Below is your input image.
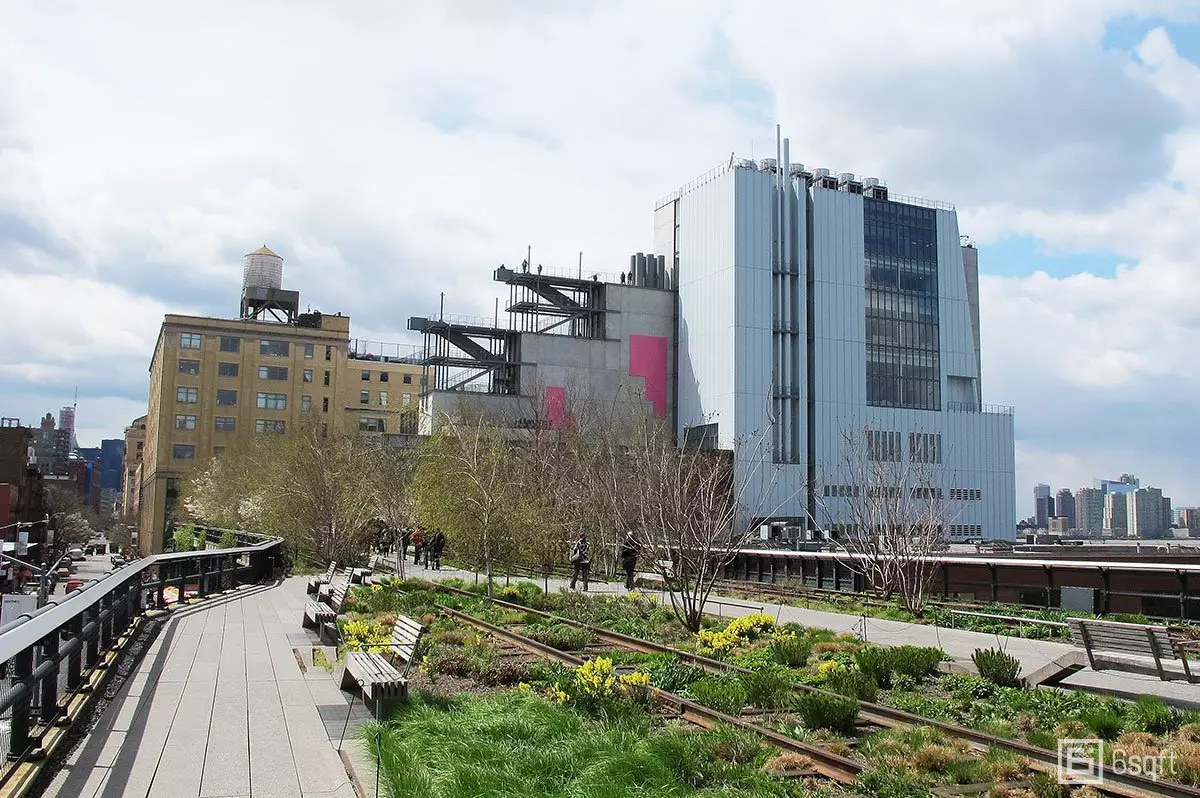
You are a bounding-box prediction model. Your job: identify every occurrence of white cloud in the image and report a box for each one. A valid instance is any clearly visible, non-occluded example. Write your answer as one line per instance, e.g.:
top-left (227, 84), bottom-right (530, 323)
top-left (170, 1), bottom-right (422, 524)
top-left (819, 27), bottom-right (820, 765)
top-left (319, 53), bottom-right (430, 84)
top-left (3, 2), bottom-right (1200, 511)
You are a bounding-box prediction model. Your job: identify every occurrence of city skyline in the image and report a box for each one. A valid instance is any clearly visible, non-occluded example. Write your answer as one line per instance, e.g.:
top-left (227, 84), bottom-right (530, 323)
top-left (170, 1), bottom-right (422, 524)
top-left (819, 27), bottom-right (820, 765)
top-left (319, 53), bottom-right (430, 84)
top-left (5, 5), bottom-right (1200, 507)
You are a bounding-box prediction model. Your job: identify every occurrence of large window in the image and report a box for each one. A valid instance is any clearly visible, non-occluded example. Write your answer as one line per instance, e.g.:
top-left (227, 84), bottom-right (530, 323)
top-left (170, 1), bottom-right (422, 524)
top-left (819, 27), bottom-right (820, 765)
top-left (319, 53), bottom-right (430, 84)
top-left (260, 339), bottom-right (290, 357)
top-left (359, 417), bottom-right (385, 433)
top-left (216, 389), bottom-right (238, 407)
top-left (219, 335), bottom-right (240, 353)
top-left (303, 369), bottom-right (313, 383)
top-left (175, 414), bottom-right (197, 430)
top-left (258, 365), bottom-right (289, 380)
top-left (403, 373), bottom-right (412, 385)
top-left (215, 416), bottom-right (237, 432)
top-left (304, 343), bottom-right (314, 359)
top-left (359, 390), bottom-right (369, 405)
top-left (322, 397), bottom-right (329, 412)
top-left (172, 444), bottom-right (195, 460)
top-left (255, 419), bottom-right (286, 434)
top-left (379, 391), bottom-right (388, 406)
top-left (361, 370), bottom-right (370, 381)
top-left (380, 372), bottom-right (389, 383)
top-left (301, 395), bottom-right (312, 411)
top-left (864, 199), bottom-right (940, 411)
top-left (176, 387), bottom-right (198, 404)
top-left (179, 359), bottom-right (200, 375)
top-left (257, 392), bottom-right (287, 410)
top-left (218, 362), bottom-right (239, 377)
top-left (323, 371), bottom-right (330, 386)
top-left (180, 333), bottom-right (202, 350)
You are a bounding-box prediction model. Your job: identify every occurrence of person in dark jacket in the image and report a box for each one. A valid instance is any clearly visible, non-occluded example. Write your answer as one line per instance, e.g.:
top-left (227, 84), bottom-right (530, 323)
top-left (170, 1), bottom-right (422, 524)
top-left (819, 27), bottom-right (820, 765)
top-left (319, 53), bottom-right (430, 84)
top-left (569, 533), bottom-right (591, 591)
top-left (431, 531), bottom-right (446, 570)
top-left (620, 531), bottom-right (640, 590)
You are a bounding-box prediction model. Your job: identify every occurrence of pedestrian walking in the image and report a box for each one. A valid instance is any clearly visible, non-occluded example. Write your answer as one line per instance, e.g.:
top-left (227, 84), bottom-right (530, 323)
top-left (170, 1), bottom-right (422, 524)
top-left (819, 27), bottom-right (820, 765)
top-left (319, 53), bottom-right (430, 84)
top-left (620, 531), bottom-right (640, 591)
top-left (431, 531), bottom-right (445, 570)
top-left (411, 528), bottom-right (425, 566)
top-left (569, 532), bottom-right (591, 591)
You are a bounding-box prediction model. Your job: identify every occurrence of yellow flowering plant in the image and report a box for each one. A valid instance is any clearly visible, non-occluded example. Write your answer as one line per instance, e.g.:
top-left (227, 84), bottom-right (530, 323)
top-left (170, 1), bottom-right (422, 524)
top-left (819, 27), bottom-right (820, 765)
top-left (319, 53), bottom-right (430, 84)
top-left (696, 613), bottom-right (777, 655)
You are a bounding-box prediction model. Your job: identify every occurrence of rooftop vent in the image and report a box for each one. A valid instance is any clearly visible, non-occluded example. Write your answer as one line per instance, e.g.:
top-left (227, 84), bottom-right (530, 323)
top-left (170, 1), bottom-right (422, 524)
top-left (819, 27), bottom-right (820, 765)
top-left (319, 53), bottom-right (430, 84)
top-left (737, 158), bottom-right (756, 169)
top-left (838, 173), bottom-right (863, 195)
top-left (759, 158), bottom-right (778, 173)
top-left (863, 177), bottom-right (889, 200)
top-left (789, 162), bottom-right (809, 180)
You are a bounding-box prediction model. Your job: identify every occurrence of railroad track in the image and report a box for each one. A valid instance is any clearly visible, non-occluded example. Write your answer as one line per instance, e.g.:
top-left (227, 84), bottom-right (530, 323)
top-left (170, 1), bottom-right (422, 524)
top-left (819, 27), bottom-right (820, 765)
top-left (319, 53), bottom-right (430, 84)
top-left (430, 583), bottom-right (1199, 798)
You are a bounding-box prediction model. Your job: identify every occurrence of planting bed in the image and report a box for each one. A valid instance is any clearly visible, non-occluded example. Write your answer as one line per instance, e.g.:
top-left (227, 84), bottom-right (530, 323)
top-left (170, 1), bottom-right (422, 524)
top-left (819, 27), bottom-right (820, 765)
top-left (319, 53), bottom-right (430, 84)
top-left (340, 577), bottom-right (1200, 798)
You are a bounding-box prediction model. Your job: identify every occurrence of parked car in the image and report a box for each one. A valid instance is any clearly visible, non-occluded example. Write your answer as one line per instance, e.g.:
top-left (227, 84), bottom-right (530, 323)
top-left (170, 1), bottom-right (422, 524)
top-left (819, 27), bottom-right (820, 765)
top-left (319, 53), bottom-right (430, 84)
top-left (110, 555), bottom-right (128, 568)
top-left (67, 548), bottom-right (85, 561)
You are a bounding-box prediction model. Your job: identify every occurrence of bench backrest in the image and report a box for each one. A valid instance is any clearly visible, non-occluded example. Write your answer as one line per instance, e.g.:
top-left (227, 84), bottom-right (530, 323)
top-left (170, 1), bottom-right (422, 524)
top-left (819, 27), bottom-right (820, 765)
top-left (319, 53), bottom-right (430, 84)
top-left (329, 566), bottom-right (353, 611)
top-left (388, 614), bottom-right (426, 675)
top-left (325, 561), bottom-right (338, 581)
top-left (1068, 618), bottom-right (1179, 660)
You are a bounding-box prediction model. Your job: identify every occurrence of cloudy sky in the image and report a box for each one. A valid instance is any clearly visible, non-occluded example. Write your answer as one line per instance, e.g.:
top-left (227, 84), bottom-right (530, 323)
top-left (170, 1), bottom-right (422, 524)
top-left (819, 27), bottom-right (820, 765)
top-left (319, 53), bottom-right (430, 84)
top-left (3, 1), bottom-right (1200, 513)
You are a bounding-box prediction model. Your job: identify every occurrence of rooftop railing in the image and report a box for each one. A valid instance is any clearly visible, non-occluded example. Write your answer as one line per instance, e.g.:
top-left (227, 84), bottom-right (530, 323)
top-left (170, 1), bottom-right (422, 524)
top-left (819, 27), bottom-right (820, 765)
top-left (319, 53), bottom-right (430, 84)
top-left (947, 402), bottom-right (1014, 415)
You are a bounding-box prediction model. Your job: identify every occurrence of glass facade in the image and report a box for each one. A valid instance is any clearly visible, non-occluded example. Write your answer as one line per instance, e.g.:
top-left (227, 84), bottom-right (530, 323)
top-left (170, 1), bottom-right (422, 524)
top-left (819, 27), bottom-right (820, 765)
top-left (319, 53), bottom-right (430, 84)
top-left (864, 198), bottom-right (940, 410)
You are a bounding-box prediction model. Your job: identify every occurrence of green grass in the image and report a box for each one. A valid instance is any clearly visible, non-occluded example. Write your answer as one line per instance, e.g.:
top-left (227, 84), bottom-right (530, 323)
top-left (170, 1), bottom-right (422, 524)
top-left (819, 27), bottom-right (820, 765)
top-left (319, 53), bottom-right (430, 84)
top-left (360, 691), bottom-right (803, 797)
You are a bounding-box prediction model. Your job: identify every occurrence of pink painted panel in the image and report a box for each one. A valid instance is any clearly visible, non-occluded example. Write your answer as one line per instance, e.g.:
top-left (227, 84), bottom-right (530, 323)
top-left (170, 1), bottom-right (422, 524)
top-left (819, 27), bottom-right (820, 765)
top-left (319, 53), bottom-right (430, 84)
top-left (628, 335), bottom-right (668, 419)
top-left (545, 386), bottom-right (571, 429)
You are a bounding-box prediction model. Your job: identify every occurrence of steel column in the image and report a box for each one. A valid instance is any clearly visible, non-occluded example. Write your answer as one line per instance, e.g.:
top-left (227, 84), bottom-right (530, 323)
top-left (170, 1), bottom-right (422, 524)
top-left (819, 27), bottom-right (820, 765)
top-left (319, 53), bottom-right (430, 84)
top-left (39, 634), bottom-right (58, 723)
top-left (8, 647), bottom-right (34, 760)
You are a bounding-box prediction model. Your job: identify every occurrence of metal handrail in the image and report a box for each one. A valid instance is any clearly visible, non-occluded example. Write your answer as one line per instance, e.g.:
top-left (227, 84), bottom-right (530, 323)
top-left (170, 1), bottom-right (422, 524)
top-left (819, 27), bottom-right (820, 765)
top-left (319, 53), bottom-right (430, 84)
top-left (947, 609), bottom-right (1068, 629)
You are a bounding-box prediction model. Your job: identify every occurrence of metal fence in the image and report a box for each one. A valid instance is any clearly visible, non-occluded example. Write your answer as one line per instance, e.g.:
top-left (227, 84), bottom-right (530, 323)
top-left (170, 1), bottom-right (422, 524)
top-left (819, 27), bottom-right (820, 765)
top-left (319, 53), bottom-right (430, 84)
top-left (0, 528), bottom-right (283, 785)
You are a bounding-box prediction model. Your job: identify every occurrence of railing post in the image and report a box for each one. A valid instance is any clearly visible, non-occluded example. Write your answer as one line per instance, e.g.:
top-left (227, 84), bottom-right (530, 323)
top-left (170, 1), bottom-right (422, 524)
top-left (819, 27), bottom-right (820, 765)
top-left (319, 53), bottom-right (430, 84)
top-left (158, 563), bottom-right (169, 608)
top-left (198, 556), bottom-right (208, 598)
top-left (39, 633), bottom-right (59, 724)
top-left (216, 555), bottom-right (225, 593)
top-left (85, 602), bottom-right (101, 668)
top-left (100, 594), bottom-right (114, 652)
top-left (67, 614), bottom-right (84, 693)
top-left (9, 647), bottom-right (34, 761)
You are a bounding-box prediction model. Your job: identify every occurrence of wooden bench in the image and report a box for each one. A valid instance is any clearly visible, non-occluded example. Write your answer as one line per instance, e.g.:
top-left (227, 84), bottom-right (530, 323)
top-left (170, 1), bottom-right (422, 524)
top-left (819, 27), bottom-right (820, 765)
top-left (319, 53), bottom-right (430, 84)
top-left (304, 577), bottom-right (349, 630)
top-left (1068, 618), bottom-right (1196, 682)
top-left (307, 561), bottom-right (337, 595)
top-left (340, 614), bottom-right (426, 710)
top-left (318, 566), bottom-right (353, 602)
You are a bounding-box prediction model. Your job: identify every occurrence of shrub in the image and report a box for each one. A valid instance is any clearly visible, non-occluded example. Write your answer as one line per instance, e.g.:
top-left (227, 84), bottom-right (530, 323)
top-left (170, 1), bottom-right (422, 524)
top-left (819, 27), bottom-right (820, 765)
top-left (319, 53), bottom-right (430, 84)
top-left (891, 646), bottom-right (945, 679)
top-left (972, 648), bottom-right (1021, 687)
top-left (523, 622), bottom-right (595, 651)
top-left (172, 523), bottom-right (195, 552)
top-left (826, 668), bottom-right (879, 702)
top-left (794, 691), bottom-right (859, 733)
top-left (477, 660), bottom-right (529, 686)
top-left (642, 655), bottom-right (706, 693)
top-left (1081, 707), bottom-right (1125, 741)
top-left (219, 529), bottom-right (238, 549)
top-left (687, 676), bottom-right (747, 716)
top-left (858, 770), bottom-right (933, 798)
top-left (739, 668), bottom-right (792, 709)
top-left (769, 632), bottom-right (812, 667)
top-left (341, 619), bottom-right (394, 653)
top-left (890, 674), bottom-right (917, 693)
top-left (1128, 696), bottom-right (1179, 734)
top-left (854, 646), bottom-right (896, 687)
top-left (496, 582), bottom-right (546, 607)
top-left (423, 644), bottom-right (475, 679)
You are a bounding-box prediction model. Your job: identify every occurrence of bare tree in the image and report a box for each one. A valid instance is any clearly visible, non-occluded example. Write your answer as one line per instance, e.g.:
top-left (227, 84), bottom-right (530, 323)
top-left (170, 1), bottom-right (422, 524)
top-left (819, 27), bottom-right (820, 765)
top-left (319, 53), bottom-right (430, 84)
top-left (813, 426), bottom-right (957, 615)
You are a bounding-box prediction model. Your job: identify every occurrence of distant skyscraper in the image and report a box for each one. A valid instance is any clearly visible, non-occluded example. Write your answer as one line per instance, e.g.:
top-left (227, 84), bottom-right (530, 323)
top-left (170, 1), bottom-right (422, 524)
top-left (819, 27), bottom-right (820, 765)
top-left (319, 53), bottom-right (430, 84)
top-left (58, 405), bottom-right (78, 451)
top-left (1105, 492), bottom-right (1129, 536)
top-left (1055, 488), bottom-right (1076, 529)
top-left (1100, 474), bottom-right (1139, 494)
top-left (1076, 487), bottom-right (1104, 536)
top-left (1034, 483), bottom-right (1052, 527)
top-left (1128, 487), bottom-right (1167, 539)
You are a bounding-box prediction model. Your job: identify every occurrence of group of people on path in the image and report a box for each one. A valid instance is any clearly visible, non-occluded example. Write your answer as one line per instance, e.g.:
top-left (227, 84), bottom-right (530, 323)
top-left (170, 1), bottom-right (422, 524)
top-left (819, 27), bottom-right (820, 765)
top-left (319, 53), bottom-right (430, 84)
top-left (405, 528), bottom-right (446, 570)
top-left (568, 530), bottom-right (640, 592)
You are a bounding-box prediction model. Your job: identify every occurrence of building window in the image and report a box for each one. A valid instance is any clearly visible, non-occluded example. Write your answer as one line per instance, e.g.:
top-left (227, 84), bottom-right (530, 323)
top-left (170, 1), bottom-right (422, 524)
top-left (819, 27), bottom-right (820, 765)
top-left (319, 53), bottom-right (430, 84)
top-left (864, 198), bottom-right (941, 411)
top-left (403, 373), bottom-right (412, 385)
top-left (218, 362), bottom-right (239, 377)
top-left (950, 488), bottom-right (982, 501)
top-left (172, 444), bottom-right (195, 460)
top-left (361, 370), bottom-right (370, 381)
top-left (219, 335), bottom-right (240, 353)
top-left (908, 432), bottom-right (942, 464)
top-left (179, 359), bottom-right (200, 375)
top-left (176, 387), bottom-right (199, 404)
top-left (379, 391), bottom-right (388, 406)
top-left (359, 390), bottom-right (369, 405)
top-left (216, 389), bottom-right (238, 407)
top-left (323, 370), bottom-right (330, 386)
top-left (304, 343), bottom-right (314, 359)
top-left (303, 369), bottom-right (313, 383)
top-left (380, 372), bottom-right (389, 383)
top-left (301, 395), bottom-right (312, 411)
top-left (322, 397), bottom-right (329, 412)
top-left (402, 393), bottom-right (412, 407)
top-left (325, 345), bottom-right (332, 361)
top-left (359, 418), bottom-right (385, 433)
top-left (174, 414), bottom-right (197, 430)
top-left (259, 340), bottom-right (289, 357)
top-left (180, 333), bottom-right (202, 350)
top-left (258, 365), bottom-right (289, 380)
top-left (255, 419), bottom-right (286, 434)
top-left (865, 429), bottom-right (900, 462)
top-left (215, 416), bottom-right (236, 432)
top-left (257, 392), bottom-right (287, 410)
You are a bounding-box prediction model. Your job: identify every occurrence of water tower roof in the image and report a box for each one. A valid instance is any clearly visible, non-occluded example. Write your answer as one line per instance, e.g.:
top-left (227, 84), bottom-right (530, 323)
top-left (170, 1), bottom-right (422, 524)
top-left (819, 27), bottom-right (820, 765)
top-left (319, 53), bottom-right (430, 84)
top-left (248, 244), bottom-right (279, 257)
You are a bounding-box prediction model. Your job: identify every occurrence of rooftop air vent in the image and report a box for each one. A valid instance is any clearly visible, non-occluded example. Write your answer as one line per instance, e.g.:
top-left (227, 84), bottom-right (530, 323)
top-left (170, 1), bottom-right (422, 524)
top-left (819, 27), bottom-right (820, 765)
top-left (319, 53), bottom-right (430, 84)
top-left (738, 158), bottom-right (756, 169)
top-left (789, 163), bottom-right (809, 179)
top-left (838, 172), bottom-right (864, 195)
top-left (759, 158), bottom-right (778, 173)
top-left (811, 168), bottom-right (838, 190)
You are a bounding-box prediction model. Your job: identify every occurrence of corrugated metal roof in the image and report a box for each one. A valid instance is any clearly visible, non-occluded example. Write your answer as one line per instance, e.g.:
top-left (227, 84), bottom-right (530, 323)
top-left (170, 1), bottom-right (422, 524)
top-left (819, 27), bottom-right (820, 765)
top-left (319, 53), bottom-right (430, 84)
top-left (248, 244), bottom-right (278, 257)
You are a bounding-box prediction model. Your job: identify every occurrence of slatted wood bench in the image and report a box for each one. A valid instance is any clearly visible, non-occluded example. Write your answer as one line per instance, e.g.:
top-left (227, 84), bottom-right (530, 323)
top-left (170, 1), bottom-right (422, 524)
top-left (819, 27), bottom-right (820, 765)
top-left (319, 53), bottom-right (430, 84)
top-left (319, 566), bottom-right (353, 602)
top-left (1068, 618), bottom-right (1196, 682)
top-left (304, 577), bottom-right (349, 629)
top-left (307, 561), bottom-right (337, 595)
top-left (340, 613), bottom-right (426, 711)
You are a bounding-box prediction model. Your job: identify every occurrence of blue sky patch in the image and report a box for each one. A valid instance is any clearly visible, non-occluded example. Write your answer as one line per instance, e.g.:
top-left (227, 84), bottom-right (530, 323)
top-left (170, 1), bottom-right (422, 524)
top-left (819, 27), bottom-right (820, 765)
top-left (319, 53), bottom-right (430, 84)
top-left (980, 235), bottom-right (1127, 279)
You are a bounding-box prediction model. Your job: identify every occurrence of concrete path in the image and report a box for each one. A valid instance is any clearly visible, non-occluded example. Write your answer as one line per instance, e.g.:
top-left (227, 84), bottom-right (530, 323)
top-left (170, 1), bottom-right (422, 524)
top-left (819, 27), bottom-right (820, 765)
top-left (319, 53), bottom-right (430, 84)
top-left (400, 561), bottom-right (1200, 707)
top-left (44, 577), bottom-right (364, 798)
